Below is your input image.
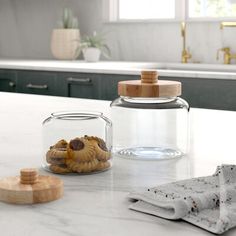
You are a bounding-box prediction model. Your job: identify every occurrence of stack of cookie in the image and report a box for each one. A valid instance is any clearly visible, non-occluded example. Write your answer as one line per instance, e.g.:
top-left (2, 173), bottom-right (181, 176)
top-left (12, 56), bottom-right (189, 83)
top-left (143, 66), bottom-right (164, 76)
top-left (46, 136), bottom-right (111, 174)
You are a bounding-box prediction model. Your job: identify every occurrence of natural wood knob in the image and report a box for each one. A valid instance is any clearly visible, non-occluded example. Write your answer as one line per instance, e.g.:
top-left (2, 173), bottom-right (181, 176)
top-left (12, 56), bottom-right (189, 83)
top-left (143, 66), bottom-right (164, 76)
top-left (0, 168), bottom-right (64, 204)
top-left (20, 168), bottom-right (38, 184)
top-left (141, 70), bottom-right (158, 83)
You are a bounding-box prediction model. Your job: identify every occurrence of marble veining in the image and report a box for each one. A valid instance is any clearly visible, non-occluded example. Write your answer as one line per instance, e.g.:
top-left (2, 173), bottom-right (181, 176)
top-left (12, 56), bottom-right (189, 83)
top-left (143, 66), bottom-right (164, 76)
top-left (0, 92), bottom-right (236, 235)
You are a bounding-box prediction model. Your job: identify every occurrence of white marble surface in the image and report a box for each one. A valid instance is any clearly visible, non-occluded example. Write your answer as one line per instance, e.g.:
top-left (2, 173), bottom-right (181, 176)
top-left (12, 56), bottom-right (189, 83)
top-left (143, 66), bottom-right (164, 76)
top-left (0, 59), bottom-right (236, 80)
top-left (0, 92), bottom-right (236, 235)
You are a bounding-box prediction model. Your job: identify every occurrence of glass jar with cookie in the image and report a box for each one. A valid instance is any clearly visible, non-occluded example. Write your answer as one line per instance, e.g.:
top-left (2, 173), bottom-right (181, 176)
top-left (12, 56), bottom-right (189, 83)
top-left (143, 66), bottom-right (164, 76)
top-left (42, 111), bottom-right (112, 174)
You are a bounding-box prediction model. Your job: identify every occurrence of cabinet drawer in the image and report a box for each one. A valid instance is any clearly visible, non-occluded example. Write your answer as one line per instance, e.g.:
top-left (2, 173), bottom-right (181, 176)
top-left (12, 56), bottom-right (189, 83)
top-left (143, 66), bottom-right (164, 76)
top-left (0, 70), bottom-right (17, 92)
top-left (17, 71), bottom-right (57, 95)
top-left (57, 73), bottom-right (100, 99)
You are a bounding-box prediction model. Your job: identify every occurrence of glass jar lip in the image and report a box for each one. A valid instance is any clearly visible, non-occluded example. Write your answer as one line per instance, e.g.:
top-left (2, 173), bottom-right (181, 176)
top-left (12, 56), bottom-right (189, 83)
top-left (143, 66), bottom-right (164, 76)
top-left (51, 111), bottom-right (103, 118)
top-left (43, 110), bottom-right (112, 125)
top-left (43, 110), bottom-right (112, 126)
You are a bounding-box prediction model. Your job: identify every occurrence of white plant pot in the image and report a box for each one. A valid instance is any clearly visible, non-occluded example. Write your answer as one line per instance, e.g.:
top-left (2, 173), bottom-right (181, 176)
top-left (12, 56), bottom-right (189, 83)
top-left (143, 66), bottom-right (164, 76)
top-left (82, 47), bottom-right (101, 62)
top-left (51, 29), bottom-right (80, 60)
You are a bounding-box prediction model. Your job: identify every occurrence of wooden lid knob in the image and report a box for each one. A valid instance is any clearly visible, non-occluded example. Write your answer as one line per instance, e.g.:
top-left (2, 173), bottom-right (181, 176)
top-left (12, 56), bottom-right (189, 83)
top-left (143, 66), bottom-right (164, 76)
top-left (141, 70), bottom-right (158, 83)
top-left (0, 168), bottom-right (63, 204)
top-left (118, 70), bottom-right (181, 98)
top-left (20, 168), bottom-right (38, 184)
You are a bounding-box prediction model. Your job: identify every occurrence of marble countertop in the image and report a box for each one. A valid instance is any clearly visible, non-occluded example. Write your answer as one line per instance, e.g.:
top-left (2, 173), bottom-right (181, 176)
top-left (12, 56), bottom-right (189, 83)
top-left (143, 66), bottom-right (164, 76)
top-left (0, 59), bottom-right (236, 79)
top-left (1, 92), bottom-right (236, 235)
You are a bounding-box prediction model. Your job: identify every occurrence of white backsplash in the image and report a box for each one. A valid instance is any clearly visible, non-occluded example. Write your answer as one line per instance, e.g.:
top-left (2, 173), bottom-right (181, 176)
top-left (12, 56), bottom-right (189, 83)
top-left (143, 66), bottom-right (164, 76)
top-left (0, 0), bottom-right (235, 64)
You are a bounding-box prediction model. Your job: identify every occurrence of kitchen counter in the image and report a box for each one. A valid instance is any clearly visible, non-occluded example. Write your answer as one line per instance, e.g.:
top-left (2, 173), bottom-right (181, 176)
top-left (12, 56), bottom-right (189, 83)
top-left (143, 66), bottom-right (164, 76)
top-left (1, 92), bottom-right (236, 236)
top-left (0, 59), bottom-right (236, 79)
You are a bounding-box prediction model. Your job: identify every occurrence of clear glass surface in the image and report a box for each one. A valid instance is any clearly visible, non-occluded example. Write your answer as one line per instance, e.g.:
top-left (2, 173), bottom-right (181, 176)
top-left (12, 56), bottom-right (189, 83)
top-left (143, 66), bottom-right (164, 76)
top-left (42, 111), bottom-right (112, 174)
top-left (111, 97), bottom-right (189, 160)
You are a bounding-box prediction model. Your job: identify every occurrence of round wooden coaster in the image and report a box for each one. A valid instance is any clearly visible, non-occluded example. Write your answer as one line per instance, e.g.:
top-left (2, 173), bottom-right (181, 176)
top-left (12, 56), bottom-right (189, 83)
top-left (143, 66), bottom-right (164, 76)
top-left (0, 169), bottom-right (63, 204)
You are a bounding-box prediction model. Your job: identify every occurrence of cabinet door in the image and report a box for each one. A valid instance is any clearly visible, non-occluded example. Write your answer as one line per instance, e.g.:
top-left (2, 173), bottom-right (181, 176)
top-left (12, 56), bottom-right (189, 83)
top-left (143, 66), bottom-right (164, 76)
top-left (100, 74), bottom-right (139, 100)
top-left (0, 70), bottom-right (16, 92)
top-left (159, 76), bottom-right (236, 111)
top-left (17, 71), bottom-right (57, 96)
top-left (57, 73), bottom-right (100, 99)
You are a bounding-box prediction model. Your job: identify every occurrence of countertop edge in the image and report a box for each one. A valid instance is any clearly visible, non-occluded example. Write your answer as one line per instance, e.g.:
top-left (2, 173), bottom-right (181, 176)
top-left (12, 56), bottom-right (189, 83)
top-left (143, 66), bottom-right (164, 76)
top-left (0, 61), bottom-right (236, 80)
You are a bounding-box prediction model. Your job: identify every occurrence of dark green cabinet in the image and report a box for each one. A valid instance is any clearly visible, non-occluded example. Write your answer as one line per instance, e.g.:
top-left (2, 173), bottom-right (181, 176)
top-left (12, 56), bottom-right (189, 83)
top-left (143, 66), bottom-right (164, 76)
top-left (17, 71), bottom-right (57, 96)
top-left (160, 76), bottom-right (236, 111)
top-left (1, 68), bottom-right (236, 111)
top-left (0, 70), bottom-right (16, 92)
top-left (99, 74), bottom-right (138, 100)
top-left (57, 72), bottom-right (100, 99)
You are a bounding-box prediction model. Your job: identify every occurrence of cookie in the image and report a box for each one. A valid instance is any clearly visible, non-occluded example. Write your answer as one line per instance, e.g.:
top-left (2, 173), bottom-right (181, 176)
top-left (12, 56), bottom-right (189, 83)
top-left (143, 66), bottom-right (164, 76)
top-left (49, 164), bottom-right (71, 174)
top-left (51, 139), bottom-right (68, 149)
top-left (67, 137), bottom-right (96, 162)
top-left (46, 147), bottom-right (68, 165)
top-left (66, 158), bottom-right (98, 173)
top-left (84, 136), bottom-right (111, 161)
top-left (96, 161), bottom-right (111, 171)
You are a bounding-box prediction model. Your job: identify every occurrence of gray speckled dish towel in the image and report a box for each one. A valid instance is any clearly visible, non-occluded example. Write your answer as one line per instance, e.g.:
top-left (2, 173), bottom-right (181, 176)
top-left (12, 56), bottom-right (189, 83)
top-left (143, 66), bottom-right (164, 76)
top-left (128, 165), bottom-right (236, 234)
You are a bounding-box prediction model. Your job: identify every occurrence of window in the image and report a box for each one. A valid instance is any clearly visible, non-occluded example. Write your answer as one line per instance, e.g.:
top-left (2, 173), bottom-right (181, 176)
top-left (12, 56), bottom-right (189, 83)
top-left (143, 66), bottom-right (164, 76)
top-left (188, 0), bottom-right (236, 18)
top-left (104, 0), bottom-right (236, 22)
top-left (119, 0), bottom-right (175, 20)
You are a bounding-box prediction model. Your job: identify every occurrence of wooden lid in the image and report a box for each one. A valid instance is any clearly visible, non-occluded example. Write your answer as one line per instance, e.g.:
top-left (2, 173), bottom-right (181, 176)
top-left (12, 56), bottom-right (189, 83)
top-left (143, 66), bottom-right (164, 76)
top-left (118, 70), bottom-right (181, 97)
top-left (0, 168), bottom-right (63, 204)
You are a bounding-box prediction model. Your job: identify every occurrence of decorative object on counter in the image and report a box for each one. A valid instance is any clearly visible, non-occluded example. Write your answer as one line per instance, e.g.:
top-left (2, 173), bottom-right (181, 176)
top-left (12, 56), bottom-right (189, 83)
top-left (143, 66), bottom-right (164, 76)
top-left (42, 111), bottom-right (112, 174)
top-left (0, 168), bottom-right (63, 204)
top-left (181, 21), bottom-right (192, 63)
top-left (80, 31), bottom-right (111, 62)
top-left (110, 70), bottom-right (189, 160)
top-left (128, 164), bottom-right (236, 234)
top-left (51, 8), bottom-right (80, 60)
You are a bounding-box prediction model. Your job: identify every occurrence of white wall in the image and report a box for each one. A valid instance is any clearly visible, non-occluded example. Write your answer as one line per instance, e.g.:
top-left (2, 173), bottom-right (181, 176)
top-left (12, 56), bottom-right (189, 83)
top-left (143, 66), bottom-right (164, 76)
top-left (0, 0), bottom-right (236, 64)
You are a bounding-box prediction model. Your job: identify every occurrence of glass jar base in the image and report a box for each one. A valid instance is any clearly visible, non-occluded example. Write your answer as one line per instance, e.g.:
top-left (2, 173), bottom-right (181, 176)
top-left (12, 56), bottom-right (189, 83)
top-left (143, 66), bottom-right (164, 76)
top-left (42, 164), bottom-right (111, 175)
top-left (116, 147), bottom-right (184, 160)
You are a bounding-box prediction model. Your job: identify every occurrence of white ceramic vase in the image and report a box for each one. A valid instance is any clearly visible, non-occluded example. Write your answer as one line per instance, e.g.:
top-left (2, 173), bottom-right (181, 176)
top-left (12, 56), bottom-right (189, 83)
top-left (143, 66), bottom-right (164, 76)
top-left (82, 47), bottom-right (101, 62)
top-left (51, 29), bottom-right (80, 60)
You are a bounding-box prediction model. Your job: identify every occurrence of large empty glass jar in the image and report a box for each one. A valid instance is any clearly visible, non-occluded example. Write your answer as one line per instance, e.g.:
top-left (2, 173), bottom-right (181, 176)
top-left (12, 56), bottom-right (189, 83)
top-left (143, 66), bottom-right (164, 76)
top-left (110, 70), bottom-right (189, 160)
top-left (42, 111), bottom-right (112, 174)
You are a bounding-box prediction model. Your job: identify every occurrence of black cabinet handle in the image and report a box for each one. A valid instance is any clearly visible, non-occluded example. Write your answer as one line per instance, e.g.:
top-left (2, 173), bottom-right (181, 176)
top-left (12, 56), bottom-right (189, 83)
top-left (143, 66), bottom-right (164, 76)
top-left (26, 83), bottom-right (48, 89)
top-left (8, 82), bottom-right (15, 87)
top-left (67, 77), bottom-right (92, 84)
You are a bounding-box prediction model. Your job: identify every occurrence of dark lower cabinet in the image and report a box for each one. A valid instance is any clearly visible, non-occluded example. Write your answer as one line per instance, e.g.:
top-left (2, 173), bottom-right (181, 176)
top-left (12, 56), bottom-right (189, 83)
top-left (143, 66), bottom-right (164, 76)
top-left (1, 68), bottom-right (236, 111)
top-left (160, 76), bottom-right (236, 111)
top-left (57, 73), bottom-right (100, 99)
top-left (99, 74), bottom-right (138, 100)
top-left (0, 70), bottom-right (16, 92)
top-left (17, 71), bottom-right (57, 96)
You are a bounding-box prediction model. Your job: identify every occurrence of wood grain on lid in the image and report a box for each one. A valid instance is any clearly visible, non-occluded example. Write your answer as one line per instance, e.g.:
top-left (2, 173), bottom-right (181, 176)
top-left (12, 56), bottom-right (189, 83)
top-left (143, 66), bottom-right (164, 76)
top-left (118, 70), bottom-right (181, 97)
top-left (0, 169), bottom-right (63, 204)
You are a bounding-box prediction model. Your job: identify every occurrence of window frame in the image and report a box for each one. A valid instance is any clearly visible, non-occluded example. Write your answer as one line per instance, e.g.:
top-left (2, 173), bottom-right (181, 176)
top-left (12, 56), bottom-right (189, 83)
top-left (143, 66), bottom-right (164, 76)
top-left (103, 0), bottom-right (236, 23)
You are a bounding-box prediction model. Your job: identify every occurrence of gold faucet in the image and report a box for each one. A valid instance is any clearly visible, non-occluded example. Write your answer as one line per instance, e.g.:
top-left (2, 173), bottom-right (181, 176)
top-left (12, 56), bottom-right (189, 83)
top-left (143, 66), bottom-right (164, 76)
top-left (181, 22), bottom-right (191, 63)
top-left (217, 47), bottom-right (236, 64)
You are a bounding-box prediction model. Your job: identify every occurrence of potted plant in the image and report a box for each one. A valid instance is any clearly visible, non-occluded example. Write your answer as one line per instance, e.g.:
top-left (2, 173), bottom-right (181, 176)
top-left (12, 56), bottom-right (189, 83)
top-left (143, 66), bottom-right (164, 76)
top-left (51, 8), bottom-right (80, 60)
top-left (80, 32), bottom-right (111, 62)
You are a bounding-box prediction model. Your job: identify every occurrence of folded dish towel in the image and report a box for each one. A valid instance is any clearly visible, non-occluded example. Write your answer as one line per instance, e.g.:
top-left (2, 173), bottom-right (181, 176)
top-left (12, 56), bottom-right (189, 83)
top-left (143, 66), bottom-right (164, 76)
top-left (128, 165), bottom-right (236, 234)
